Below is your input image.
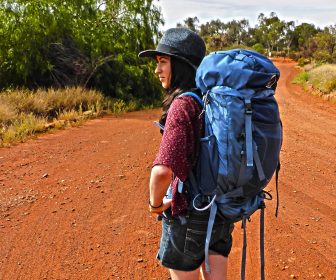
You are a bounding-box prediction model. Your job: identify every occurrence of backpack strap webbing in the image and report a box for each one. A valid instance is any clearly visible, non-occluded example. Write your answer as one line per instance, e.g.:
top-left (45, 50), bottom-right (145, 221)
top-left (204, 202), bottom-right (218, 273)
top-left (253, 142), bottom-right (266, 181)
top-left (244, 99), bottom-right (253, 167)
top-left (153, 91), bottom-right (203, 132)
top-left (241, 215), bottom-right (248, 280)
top-left (237, 141), bottom-right (266, 186)
top-left (260, 203), bottom-right (266, 280)
top-left (241, 206), bottom-right (266, 280)
top-left (275, 162), bottom-right (281, 217)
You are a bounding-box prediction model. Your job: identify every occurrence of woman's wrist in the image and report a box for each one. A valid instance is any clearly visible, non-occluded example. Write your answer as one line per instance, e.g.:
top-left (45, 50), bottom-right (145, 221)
top-left (148, 199), bottom-right (163, 209)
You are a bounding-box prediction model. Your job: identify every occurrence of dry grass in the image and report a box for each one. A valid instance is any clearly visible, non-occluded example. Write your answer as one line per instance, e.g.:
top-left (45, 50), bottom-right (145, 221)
top-left (0, 87), bottom-right (103, 118)
top-left (0, 87), bottom-right (104, 146)
top-left (308, 64), bottom-right (336, 94)
top-left (293, 64), bottom-right (336, 103)
top-left (0, 87), bottom-right (145, 146)
top-left (0, 114), bottom-right (47, 146)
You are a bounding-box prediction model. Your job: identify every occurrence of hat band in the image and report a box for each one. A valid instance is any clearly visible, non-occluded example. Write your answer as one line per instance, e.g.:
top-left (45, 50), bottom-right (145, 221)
top-left (156, 43), bottom-right (202, 67)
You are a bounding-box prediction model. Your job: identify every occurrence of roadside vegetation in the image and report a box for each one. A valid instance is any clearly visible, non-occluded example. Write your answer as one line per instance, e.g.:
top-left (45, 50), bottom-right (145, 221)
top-left (0, 88), bottom-right (151, 147)
top-left (293, 64), bottom-right (336, 103)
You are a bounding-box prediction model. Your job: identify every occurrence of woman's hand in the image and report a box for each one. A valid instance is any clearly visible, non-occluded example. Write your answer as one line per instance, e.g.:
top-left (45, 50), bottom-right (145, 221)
top-left (149, 198), bottom-right (172, 215)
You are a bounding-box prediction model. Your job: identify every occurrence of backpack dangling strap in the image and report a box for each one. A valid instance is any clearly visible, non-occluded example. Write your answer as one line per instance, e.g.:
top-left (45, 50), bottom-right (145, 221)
top-left (253, 142), bottom-right (266, 181)
top-left (204, 202), bottom-right (218, 273)
top-left (153, 121), bottom-right (164, 131)
top-left (275, 162), bottom-right (281, 217)
top-left (260, 203), bottom-right (266, 280)
top-left (237, 141), bottom-right (265, 186)
top-left (237, 151), bottom-right (247, 187)
top-left (244, 99), bottom-right (253, 167)
top-left (241, 215), bottom-right (248, 280)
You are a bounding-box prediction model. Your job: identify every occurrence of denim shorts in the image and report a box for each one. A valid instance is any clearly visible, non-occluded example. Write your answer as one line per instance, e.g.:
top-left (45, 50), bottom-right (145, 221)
top-left (157, 208), bottom-right (234, 271)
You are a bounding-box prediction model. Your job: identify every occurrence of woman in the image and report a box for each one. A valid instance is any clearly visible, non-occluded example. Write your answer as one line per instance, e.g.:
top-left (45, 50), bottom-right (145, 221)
top-left (139, 28), bottom-right (233, 280)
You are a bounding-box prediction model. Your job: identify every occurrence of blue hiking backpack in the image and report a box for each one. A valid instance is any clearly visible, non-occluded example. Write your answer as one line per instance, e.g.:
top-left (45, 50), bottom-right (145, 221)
top-left (181, 49), bottom-right (282, 279)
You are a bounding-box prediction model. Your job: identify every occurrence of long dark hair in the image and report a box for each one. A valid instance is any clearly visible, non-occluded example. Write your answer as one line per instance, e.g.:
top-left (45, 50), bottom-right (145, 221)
top-left (159, 56), bottom-right (197, 128)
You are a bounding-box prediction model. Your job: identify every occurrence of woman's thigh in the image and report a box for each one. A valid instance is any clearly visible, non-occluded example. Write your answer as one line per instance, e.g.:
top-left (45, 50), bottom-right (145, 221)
top-left (169, 267), bottom-right (201, 280)
top-left (169, 254), bottom-right (228, 280)
top-left (200, 254), bottom-right (228, 280)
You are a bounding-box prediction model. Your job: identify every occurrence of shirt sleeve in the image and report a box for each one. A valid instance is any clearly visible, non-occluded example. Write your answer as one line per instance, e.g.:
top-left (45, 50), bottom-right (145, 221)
top-left (153, 96), bottom-right (201, 181)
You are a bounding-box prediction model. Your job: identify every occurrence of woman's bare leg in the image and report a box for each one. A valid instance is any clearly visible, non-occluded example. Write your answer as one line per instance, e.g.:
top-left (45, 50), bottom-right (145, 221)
top-left (169, 267), bottom-right (200, 280)
top-left (200, 255), bottom-right (228, 280)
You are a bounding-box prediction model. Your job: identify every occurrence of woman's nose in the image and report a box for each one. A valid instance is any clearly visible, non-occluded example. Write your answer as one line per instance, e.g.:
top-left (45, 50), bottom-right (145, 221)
top-left (155, 64), bottom-right (161, 75)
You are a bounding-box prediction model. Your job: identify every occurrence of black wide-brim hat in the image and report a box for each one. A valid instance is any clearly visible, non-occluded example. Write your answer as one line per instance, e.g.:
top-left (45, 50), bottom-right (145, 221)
top-left (138, 28), bottom-right (206, 69)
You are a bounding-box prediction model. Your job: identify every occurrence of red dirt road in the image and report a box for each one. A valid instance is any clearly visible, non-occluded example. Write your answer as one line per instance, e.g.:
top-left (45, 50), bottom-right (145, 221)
top-left (0, 61), bottom-right (335, 280)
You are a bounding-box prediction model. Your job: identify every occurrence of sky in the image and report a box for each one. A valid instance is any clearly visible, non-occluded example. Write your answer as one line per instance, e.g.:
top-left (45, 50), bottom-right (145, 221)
top-left (155, 0), bottom-right (336, 30)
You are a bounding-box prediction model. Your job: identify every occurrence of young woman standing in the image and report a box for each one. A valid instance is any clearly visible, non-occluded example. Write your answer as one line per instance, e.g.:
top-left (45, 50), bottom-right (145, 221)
top-left (139, 28), bottom-right (233, 280)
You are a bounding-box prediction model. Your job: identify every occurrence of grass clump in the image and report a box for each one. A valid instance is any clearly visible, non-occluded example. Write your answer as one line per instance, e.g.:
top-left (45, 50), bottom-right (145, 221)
top-left (1, 114), bottom-right (46, 146)
top-left (0, 102), bottom-right (17, 126)
top-left (308, 64), bottom-right (336, 93)
top-left (292, 72), bottom-right (309, 85)
top-left (292, 64), bottom-right (336, 103)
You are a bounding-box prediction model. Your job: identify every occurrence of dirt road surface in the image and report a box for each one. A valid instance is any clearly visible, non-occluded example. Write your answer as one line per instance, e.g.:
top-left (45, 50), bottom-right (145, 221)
top-left (0, 60), bottom-right (335, 280)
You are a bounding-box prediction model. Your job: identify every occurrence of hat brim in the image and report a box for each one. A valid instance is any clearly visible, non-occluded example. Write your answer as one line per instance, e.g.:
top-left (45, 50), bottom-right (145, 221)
top-left (138, 50), bottom-right (197, 70)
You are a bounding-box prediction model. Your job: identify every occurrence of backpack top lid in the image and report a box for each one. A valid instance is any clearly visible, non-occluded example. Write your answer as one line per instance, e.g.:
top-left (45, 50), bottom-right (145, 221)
top-left (196, 49), bottom-right (280, 94)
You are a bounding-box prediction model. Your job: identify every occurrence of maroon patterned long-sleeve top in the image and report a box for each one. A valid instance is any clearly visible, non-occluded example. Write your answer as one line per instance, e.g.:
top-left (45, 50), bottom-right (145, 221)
top-left (153, 95), bottom-right (203, 216)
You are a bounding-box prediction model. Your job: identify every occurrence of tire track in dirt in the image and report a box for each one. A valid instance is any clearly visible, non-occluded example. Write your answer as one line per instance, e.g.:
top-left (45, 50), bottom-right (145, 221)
top-left (0, 61), bottom-right (335, 280)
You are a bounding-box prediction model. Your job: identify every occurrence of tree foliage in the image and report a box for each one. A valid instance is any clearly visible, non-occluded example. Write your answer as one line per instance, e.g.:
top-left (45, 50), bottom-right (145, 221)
top-left (0, 0), bottom-right (164, 103)
top-left (180, 12), bottom-right (335, 63)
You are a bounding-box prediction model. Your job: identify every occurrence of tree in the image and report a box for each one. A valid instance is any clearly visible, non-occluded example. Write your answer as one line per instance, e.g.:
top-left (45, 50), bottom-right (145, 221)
top-left (292, 23), bottom-right (319, 56)
top-left (176, 16), bottom-right (199, 32)
top-left (224, 19), bottom-right (250, 46)
top-left (312, 25), bottom-right (336, 62)
top-left (0, 0), bottom-right (164, 103)
top-left (255, 12), bottom-right (286, 55)
top-left (199, 19), bottom-right (226, 37)
top-left (282, 21), bottom-right (296, 55)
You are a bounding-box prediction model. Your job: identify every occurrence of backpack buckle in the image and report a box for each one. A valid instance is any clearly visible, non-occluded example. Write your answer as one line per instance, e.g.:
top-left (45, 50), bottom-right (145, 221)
top-left (266, 74), bottom-right (278, 89)
top-left (244, 99), bottom-right (252, 114)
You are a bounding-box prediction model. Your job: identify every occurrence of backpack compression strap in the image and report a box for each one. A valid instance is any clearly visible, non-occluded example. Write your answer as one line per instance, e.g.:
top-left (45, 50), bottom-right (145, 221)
top-left (204, 201), bottom-right (218, 273)
top-left (244, 99), bottom-right (253, 167)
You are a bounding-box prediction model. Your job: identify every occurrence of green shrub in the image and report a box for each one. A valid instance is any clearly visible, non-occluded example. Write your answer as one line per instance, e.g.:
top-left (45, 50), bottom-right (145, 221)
top-left (292, 72), bottom-right (309, 84)
top-left (313, 50), bottom-right (333, 64)
top-left (252, 43), bottom-right (266, 55)
top-left (112, 100), bottom-right (127, 113)
top-left (297, 57), bottom-right (311, 67)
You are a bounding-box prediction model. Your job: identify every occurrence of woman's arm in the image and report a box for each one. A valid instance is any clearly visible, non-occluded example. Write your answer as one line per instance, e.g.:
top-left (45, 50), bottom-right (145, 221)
top-left (149, 165), bottom-right (172, 214)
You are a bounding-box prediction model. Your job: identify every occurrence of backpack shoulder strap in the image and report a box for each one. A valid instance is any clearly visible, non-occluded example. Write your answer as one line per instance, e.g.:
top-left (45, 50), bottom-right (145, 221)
top-left (179, 91), bottom-right (204, 108)
top-left (153, 92), bottom-right (203, 132)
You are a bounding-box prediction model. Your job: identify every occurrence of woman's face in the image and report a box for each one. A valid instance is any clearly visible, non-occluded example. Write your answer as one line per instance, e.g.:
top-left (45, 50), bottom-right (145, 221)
top-left (155, 55), bottom-right (171, 89)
